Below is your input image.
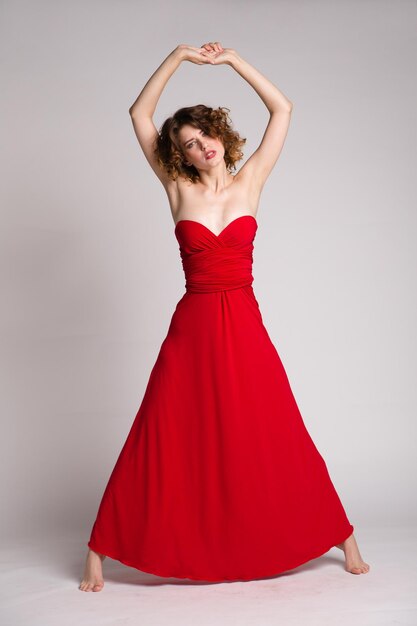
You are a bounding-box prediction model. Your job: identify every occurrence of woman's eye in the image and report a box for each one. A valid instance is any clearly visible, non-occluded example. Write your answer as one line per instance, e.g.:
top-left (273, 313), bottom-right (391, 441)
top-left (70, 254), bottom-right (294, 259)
top-left (186, 131), bottom-right (206, 148)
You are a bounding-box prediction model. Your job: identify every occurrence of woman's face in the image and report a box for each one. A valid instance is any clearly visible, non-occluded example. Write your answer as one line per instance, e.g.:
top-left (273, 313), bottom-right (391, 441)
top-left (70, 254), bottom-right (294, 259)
top-left (177, 124), bottom-right (225, 171)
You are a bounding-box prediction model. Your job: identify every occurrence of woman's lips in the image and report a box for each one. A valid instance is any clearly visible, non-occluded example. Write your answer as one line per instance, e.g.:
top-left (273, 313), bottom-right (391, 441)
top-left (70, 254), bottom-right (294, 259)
top-left (206, 151), bottom-right (216, 160)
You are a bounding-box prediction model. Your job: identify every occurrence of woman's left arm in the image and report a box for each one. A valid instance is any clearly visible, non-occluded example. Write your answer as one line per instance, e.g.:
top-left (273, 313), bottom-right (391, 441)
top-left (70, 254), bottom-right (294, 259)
top-left (203, 43), bottom-right (293, 188)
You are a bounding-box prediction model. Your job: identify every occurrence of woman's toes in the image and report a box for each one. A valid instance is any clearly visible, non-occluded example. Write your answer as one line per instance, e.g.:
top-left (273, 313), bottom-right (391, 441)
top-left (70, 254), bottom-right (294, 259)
top-left (349, 563), bottom-right (370, 574)
top-left (79, 580), bottom-right (99, 591)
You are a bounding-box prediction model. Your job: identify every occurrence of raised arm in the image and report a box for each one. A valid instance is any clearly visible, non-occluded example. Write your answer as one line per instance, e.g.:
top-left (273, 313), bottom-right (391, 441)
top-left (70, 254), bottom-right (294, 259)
top-left (202, 43), bottom-right (293, 189)
top-left (129, 45), bottom-right (211, 187)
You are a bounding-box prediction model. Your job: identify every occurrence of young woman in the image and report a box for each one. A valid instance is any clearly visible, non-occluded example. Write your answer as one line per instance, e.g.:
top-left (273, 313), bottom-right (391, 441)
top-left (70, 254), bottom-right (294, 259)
top-left (79, 42), bottom-right (369, 592)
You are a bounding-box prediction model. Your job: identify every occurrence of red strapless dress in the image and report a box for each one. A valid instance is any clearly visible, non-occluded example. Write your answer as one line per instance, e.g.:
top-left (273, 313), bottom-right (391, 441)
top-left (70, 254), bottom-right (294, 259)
top-left (87, 215), bottom-right (353, 581)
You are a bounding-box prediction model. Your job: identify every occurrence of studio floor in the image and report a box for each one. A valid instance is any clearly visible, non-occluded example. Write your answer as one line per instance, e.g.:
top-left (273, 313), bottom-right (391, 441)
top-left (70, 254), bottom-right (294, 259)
top-left (1, 526), bottom-right (416, 625)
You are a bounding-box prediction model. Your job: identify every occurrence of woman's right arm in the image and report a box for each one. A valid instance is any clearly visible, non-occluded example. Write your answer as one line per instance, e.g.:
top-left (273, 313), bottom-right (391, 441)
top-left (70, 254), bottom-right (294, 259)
top-left (129, 45), bottom-right (209, 187)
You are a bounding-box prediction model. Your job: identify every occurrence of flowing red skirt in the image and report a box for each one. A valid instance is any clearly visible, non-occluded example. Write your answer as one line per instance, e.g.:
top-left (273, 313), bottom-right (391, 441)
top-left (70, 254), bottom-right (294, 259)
top-left (88, 216), bottom-right (353, 581)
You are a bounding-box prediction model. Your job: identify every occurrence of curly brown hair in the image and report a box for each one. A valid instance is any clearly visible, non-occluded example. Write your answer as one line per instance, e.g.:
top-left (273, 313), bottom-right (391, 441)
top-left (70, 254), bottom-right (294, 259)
top-left (153, 104), bottom-right (246, 183)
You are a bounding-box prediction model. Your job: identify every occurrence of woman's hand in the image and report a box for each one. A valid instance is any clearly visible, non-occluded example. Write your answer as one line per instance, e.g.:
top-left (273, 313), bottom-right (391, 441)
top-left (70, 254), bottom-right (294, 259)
top-left (175, 44), bottom-right (213, 65)
top-left (174, 42), bottom-right (236, 66)
top-left (200, 41), bottom-right (236, 65)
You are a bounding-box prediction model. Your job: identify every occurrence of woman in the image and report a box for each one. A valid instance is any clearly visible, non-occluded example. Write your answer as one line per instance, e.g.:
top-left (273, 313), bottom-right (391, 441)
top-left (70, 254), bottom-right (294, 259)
top-left (79, 42), bottom-right (369, 592)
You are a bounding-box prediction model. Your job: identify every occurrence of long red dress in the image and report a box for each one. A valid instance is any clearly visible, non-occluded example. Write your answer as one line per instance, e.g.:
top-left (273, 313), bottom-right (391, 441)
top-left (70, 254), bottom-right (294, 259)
top-left (87, 214), bottom-right (353, 582)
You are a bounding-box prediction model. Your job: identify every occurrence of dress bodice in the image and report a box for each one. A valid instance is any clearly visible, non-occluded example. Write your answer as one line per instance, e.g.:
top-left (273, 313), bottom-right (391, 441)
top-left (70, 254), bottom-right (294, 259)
top-left (174, 215), bottom-right (258, 294)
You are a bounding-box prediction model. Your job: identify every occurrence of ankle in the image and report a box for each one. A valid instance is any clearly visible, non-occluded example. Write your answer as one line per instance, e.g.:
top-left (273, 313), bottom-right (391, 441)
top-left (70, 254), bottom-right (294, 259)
top-left (90, 548), bottom-right (106, 560)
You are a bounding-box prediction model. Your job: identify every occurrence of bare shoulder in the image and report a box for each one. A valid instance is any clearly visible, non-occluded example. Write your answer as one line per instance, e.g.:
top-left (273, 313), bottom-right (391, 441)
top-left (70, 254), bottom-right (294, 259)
top-left (161, 174), bottom-right (197, 219)
top-left (231, 166), bottom-right (264, 212)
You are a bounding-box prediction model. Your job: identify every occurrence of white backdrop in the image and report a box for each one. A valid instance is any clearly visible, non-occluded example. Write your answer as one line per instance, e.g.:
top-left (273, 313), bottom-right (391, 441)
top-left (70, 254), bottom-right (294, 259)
top-left (1, 0), bottom-right (416, 547)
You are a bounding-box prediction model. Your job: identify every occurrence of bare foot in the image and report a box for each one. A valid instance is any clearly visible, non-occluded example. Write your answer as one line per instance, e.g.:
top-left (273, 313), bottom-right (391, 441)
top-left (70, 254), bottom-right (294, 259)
top-left (335, 532), bottom-right (370, 574)
top-left (79, 548), bottom-right (106, 591)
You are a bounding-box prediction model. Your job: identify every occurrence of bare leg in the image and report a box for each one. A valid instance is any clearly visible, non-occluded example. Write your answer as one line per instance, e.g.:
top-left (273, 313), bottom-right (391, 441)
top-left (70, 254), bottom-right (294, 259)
top-left (335, 532), bottom-right (370, 574)
top-left (79, 548), bottom-right (106, 591)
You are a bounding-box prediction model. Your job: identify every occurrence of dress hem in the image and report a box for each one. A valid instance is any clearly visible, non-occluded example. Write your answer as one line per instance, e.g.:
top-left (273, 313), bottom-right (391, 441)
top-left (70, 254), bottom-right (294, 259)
top-left (87, 524), bottom-right (354, 583)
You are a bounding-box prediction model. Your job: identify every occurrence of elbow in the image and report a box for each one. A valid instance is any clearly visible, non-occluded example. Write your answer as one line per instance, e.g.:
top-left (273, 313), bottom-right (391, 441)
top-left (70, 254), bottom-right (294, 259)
top-left (129, 105), bottom-right (152, 120)
top-left (271, 103), bottom-right (293, 116)
top-left (129, 103), bottom-right (140, 118)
